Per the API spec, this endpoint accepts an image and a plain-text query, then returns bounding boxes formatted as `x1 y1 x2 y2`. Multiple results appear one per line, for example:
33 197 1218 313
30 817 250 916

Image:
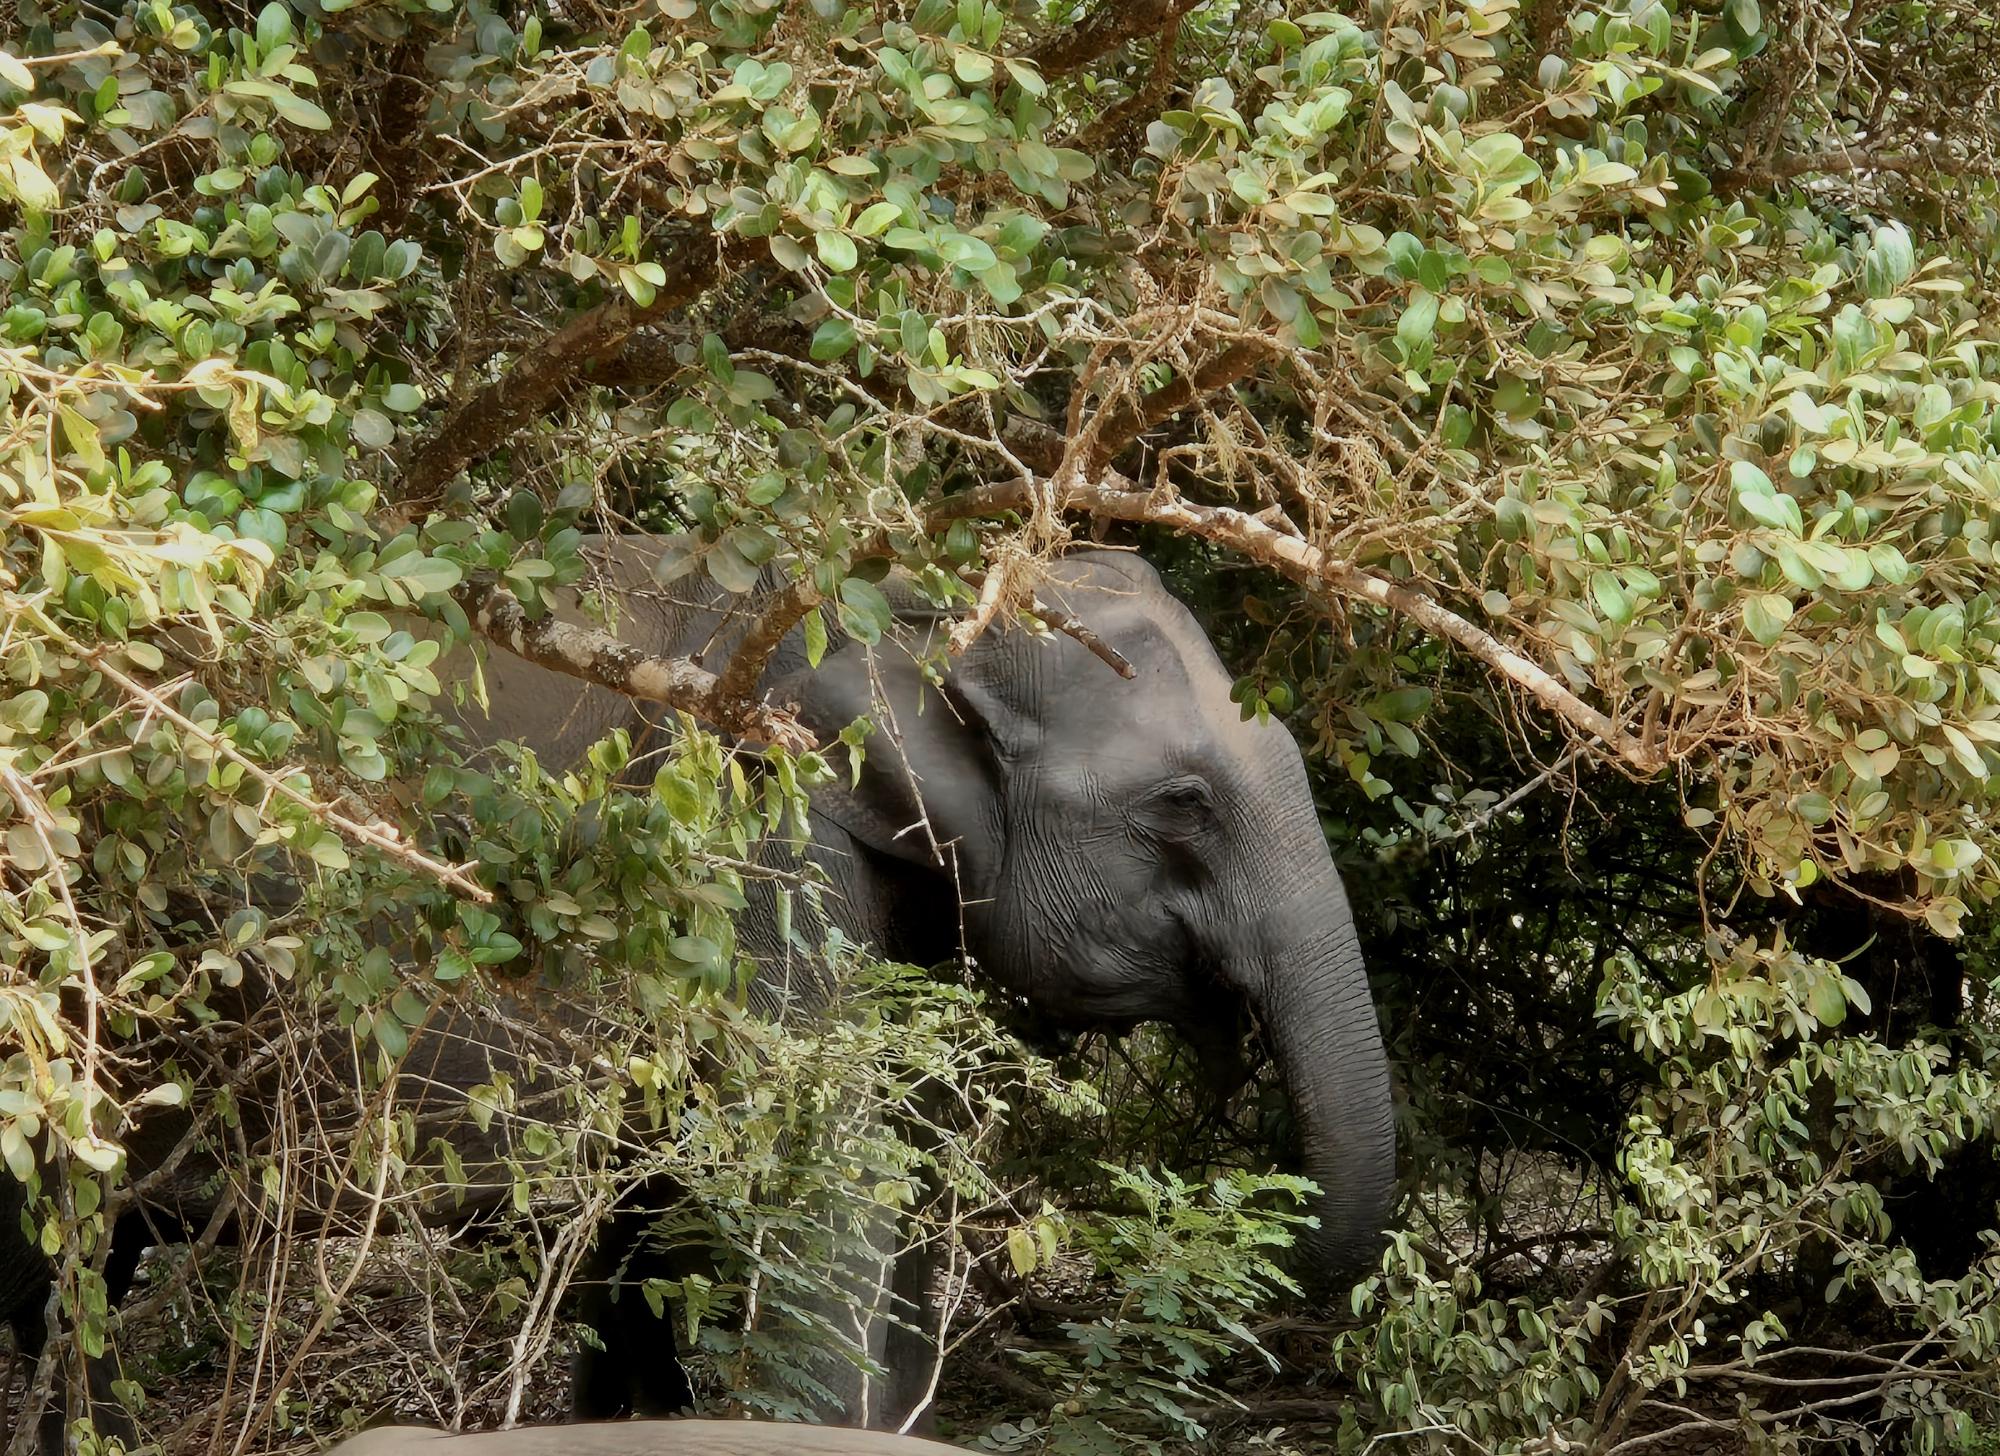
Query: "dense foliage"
7 0 2000 1451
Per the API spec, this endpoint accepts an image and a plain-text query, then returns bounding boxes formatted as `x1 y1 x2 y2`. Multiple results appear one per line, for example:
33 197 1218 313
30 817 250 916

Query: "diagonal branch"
931 476 1665 773
710 577 826 710
1079 339 1270 476
455 575 815 752
395 234 754 505
1001 577 1136 679
1028 0 1205 76
1714 142 1984 191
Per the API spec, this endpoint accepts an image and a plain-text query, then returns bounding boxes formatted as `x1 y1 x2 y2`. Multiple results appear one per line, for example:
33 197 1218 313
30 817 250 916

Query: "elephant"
326 1421 967 1456
0 539 1396 1451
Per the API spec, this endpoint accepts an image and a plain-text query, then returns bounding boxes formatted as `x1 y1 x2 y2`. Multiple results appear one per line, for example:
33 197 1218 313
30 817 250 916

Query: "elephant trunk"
1240 873 1396 1288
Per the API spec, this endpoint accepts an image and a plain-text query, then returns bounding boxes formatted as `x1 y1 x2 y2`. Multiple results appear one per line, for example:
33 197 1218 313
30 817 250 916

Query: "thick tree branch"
1714 142 1982 191
1080 339 1269 476
710 578 825 710
455 575 815 752
361 34 438 232
931 477 1666 773
1028 0 1204 76
396 235 753 504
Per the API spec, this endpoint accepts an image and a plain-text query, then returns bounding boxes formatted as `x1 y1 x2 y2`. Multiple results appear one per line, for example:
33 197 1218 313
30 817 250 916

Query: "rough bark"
328 1423 972 1456
1079 339 1269 476
454 574 814 751
708 577 826 710
396 236 754 505
1028 0 1203 76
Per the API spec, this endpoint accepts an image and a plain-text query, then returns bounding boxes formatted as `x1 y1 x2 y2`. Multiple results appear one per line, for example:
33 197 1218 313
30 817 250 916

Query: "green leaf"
1863 223 1916 298
768 233 808 271
1003 58 1046 96
939 232 997 272
852 202 902 237
1396 290 1439 356
1592 572 1634 626
815 230 858 272
271 89 332 130
372 1010 408 1058
706 541 761 593
810 318 858 360
1369 687 1432 722
1465 132 1526 173
1743 593 1795 646
654 767 702 822
394 557 462 594
803 606 828 668
838 577 893 644
351 408 394 450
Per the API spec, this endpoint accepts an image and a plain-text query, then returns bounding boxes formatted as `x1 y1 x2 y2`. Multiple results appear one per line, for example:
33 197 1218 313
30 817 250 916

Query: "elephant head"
777 551 1397 1281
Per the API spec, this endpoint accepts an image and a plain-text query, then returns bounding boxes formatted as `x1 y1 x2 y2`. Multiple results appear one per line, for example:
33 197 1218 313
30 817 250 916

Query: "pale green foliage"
1333 936 2000 1454
996 1167 1313 1450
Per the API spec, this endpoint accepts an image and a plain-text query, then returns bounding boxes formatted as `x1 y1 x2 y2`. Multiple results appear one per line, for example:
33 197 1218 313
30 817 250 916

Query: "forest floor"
0 1233 1368 1455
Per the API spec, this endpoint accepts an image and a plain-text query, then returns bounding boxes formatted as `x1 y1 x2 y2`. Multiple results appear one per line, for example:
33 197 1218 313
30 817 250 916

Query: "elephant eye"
1143 776 1218 836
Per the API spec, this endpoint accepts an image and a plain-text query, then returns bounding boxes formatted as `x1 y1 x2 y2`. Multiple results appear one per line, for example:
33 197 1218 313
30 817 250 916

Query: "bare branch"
455 574 816 752
955 566 1136 679
933 477 1665 774
1714 141 1991 191
1079 339 1269 476
948 555 1026 659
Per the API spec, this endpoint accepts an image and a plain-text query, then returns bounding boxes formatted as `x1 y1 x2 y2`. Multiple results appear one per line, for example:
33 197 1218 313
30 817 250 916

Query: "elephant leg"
9 1299 139 1456
570 1206 695 1420
881 1234 941 1437
878 1092 949 1435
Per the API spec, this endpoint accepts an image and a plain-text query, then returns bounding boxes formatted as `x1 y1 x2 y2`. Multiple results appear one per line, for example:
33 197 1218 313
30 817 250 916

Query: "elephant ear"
772 625 1009 884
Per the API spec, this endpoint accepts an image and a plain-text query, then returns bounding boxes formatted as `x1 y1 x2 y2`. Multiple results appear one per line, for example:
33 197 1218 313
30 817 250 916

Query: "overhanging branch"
1714 142 1984 191
1080 339 1269 476
710 578 825 710
1029 0 1204 75
932 477 1665 774
455 575 815 752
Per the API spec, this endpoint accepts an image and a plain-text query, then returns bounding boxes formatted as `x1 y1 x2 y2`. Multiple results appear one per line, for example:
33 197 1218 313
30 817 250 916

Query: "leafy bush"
9 0 2000 1452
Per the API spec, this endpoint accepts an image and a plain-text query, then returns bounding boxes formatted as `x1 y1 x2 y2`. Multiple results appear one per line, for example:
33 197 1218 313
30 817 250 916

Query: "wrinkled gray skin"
0 540 1394 1453
328 1420 967 1456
